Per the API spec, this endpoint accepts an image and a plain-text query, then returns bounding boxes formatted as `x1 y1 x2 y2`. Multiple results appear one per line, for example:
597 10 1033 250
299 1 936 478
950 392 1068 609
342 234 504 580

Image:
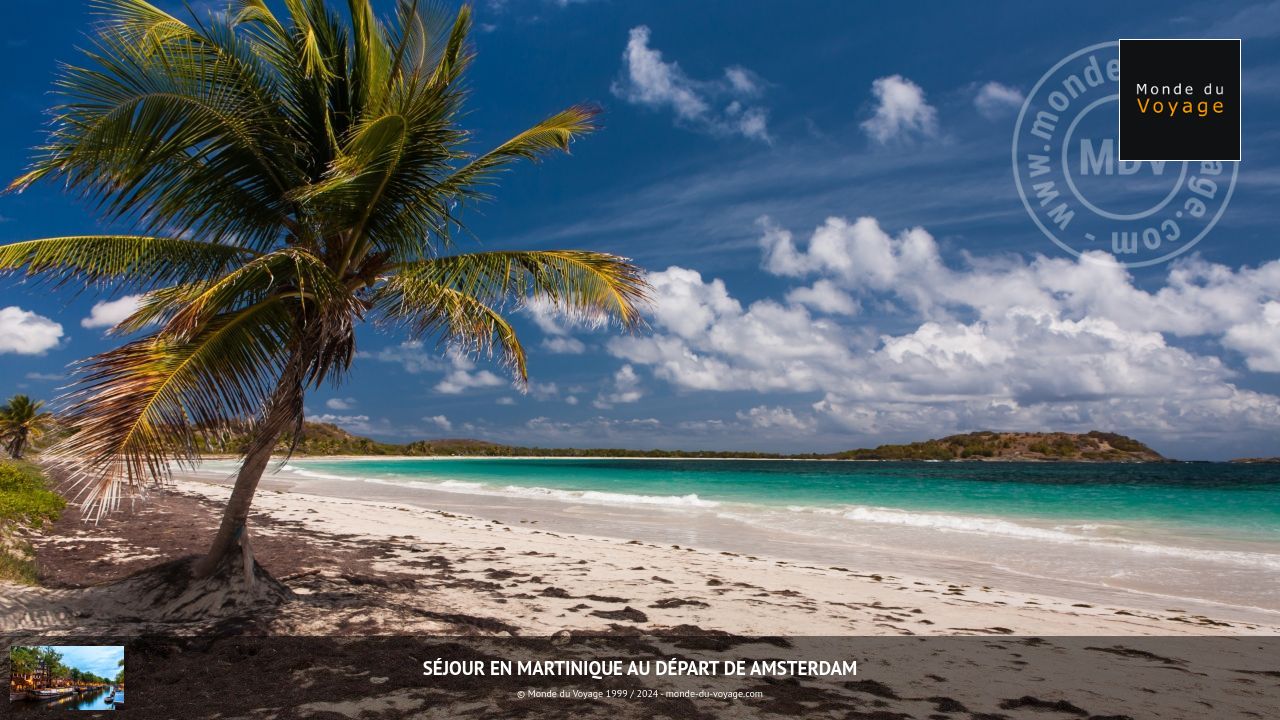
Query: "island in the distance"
198 425 1167 462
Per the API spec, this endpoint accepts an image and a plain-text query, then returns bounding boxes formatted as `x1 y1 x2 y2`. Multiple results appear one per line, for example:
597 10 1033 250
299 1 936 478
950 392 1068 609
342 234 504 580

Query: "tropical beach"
3 457 1277 637
0 0 1277 716
3 460 1278 717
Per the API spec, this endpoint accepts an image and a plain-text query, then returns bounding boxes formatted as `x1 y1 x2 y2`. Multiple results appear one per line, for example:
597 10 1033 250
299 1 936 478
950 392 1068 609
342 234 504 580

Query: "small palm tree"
0 395 54 459
0 0 647 583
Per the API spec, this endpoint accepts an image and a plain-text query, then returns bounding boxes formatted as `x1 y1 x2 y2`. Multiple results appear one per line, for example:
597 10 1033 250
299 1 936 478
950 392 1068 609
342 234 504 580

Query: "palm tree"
0 395 54 459
0 0 648 583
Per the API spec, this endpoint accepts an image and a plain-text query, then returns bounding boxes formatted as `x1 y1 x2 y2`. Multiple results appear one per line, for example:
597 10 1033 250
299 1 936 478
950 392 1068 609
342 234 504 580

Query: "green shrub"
0 461 65 529
0 461 64 585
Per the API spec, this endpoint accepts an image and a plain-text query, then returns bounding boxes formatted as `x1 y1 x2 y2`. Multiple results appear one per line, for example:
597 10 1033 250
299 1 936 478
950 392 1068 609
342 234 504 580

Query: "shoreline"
172 469 1280 634
230 458 1280 618
5 466 1275 637
199 453 1190 463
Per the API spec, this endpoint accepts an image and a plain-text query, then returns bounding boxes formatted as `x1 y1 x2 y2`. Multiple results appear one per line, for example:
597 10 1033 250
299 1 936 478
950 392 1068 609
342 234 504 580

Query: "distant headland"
198 425 1168 462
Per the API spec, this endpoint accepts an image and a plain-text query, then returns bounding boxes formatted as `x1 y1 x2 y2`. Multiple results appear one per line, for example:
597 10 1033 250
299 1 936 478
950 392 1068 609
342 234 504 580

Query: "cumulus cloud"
593 364 645 408
326 397 356 410
1222 302 1280 371
308 413 372 432
435 351 506 394
608 217 1280 448
425 414 453 432
785 279 859 315
366 341 508 394
612 26 771 141
974 81 1024 119
0 306 63 355
543 336 586 354
81 294 143 329
736 405 816 431
364 340 445 374
861 75 937 143
525 297 596 354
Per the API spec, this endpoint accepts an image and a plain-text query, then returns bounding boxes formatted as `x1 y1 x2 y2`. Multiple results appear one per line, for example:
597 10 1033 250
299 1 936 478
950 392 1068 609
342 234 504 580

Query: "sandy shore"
3 471 1278 718
4 470 1273 637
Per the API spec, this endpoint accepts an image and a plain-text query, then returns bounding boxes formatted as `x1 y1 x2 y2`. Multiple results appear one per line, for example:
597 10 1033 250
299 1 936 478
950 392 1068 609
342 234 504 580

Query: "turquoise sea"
286 458 1280 543
224 457 1280 613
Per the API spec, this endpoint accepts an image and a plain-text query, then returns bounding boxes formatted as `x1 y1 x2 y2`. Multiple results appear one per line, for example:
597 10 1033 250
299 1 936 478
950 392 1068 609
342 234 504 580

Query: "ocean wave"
496 484 718 508
275 464 718 508
260 462 1276 569
784 504 1280 570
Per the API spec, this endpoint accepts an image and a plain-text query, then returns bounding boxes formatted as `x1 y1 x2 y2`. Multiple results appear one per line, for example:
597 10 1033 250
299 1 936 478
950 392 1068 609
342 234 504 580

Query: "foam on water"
273 462 718 508
779 504 1280 570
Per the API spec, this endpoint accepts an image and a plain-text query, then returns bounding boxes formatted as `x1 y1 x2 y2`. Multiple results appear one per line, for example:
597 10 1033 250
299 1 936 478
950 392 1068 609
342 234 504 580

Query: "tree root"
106 549 293 624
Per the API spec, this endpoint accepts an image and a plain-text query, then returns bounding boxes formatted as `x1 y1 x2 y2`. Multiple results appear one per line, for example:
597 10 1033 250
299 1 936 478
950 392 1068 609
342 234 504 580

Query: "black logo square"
1119 39 1240 161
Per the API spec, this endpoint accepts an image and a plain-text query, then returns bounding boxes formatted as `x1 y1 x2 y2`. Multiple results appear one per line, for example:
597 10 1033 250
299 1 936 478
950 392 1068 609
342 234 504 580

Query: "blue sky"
47 645 123 679
3 1 1280 459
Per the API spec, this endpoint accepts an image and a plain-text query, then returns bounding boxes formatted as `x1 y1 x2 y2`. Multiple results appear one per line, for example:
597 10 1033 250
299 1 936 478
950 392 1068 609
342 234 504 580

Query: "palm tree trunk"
191 348 307 579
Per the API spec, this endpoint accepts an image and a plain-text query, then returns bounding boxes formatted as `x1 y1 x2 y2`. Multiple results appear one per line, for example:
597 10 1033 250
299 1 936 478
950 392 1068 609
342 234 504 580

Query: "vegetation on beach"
200 422 1165 462
0 461 64 583
833 431 1164 462
0 0 648 589
0 394 55 459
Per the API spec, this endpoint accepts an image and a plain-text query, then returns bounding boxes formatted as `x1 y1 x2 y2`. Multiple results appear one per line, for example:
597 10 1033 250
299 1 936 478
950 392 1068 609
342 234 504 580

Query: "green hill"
833 431 1163 462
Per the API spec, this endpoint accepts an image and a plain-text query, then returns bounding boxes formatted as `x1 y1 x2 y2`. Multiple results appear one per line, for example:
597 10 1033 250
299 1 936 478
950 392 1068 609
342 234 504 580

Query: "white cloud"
364 340 445 374
724 66 762 96
425 414 453 432
785 279 859 315
366 342 508 394
736 405 816 431
308 413 372 431
1222 301 1280 371
25 371 64 381
612 26 771 142
974 81 1024 119
523 415 663 443
525 297 596 354
608 217 1280 449
861 75 938 143
325 397 356 410
0 306 63 355
543 336 586 354
496 396 517 406
435 350 506 394
81 294 143 329
593 364 645 408
530 382 560 401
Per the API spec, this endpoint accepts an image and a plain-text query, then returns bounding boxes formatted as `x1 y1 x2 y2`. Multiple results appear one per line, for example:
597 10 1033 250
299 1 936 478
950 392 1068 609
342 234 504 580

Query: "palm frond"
153 247 353 340
51 299 299 517
374 250 648 382
377 281 527 381
11 0 301 248
438 104 600 199
0 235 256 292
390 250 648 324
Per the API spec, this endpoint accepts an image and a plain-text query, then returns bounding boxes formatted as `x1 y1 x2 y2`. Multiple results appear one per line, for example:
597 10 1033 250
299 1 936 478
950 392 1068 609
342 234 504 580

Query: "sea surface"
209 458 1280 617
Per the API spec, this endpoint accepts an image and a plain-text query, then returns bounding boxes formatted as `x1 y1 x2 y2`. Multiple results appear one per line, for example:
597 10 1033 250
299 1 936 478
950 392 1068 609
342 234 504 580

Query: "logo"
1119 39 1240 161
1013 42 1238 268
